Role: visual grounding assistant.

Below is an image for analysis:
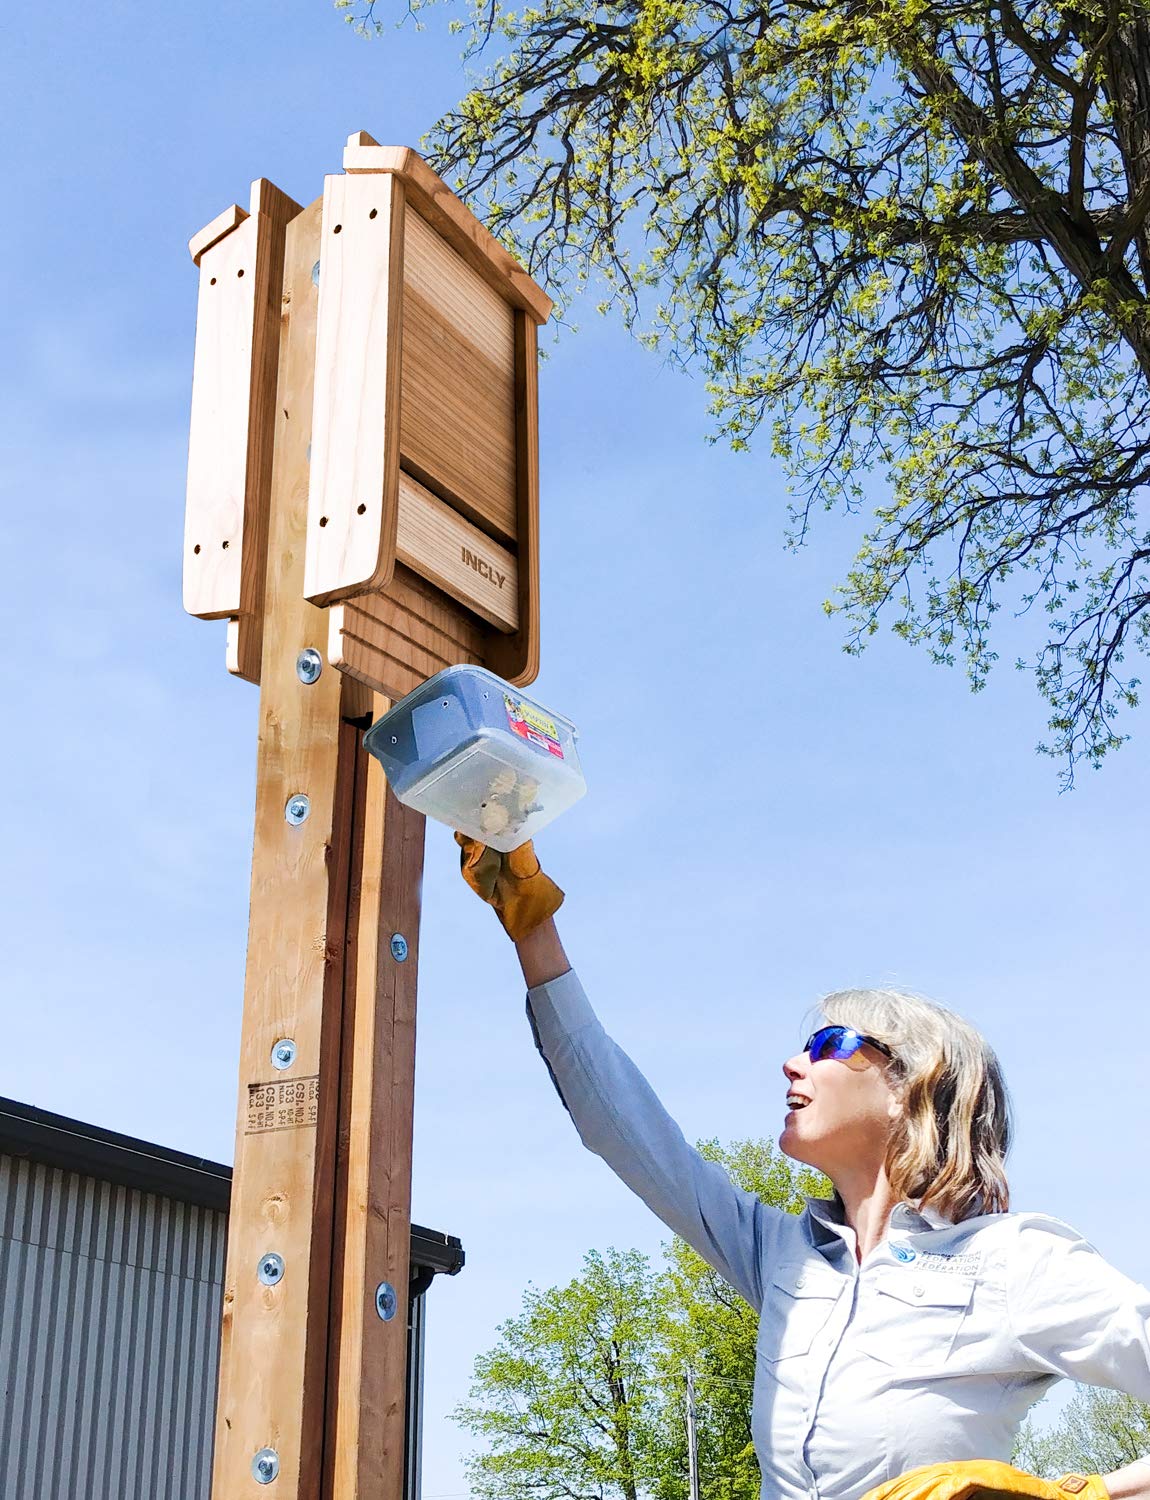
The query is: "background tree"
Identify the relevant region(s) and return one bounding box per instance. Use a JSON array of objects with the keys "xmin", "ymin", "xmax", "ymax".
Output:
[
  {"xmin": 1014, "ymin": 1387, "xmax": 1150, "ymax": 1475},
  {"xmin": 347, "ymin": 0, "xmax": 1150, "ymax": 778},
  {"xmin": 653, "ymin": 1139, "xmax": 827, "ymax": 1500},
  {"xmin": 454, "ymin": 1246, "xmax": 669, "ymax": 1500},
  {"xmin": 455, "ymin": 1141, "xmax": 827, "ymax": 1500}
]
